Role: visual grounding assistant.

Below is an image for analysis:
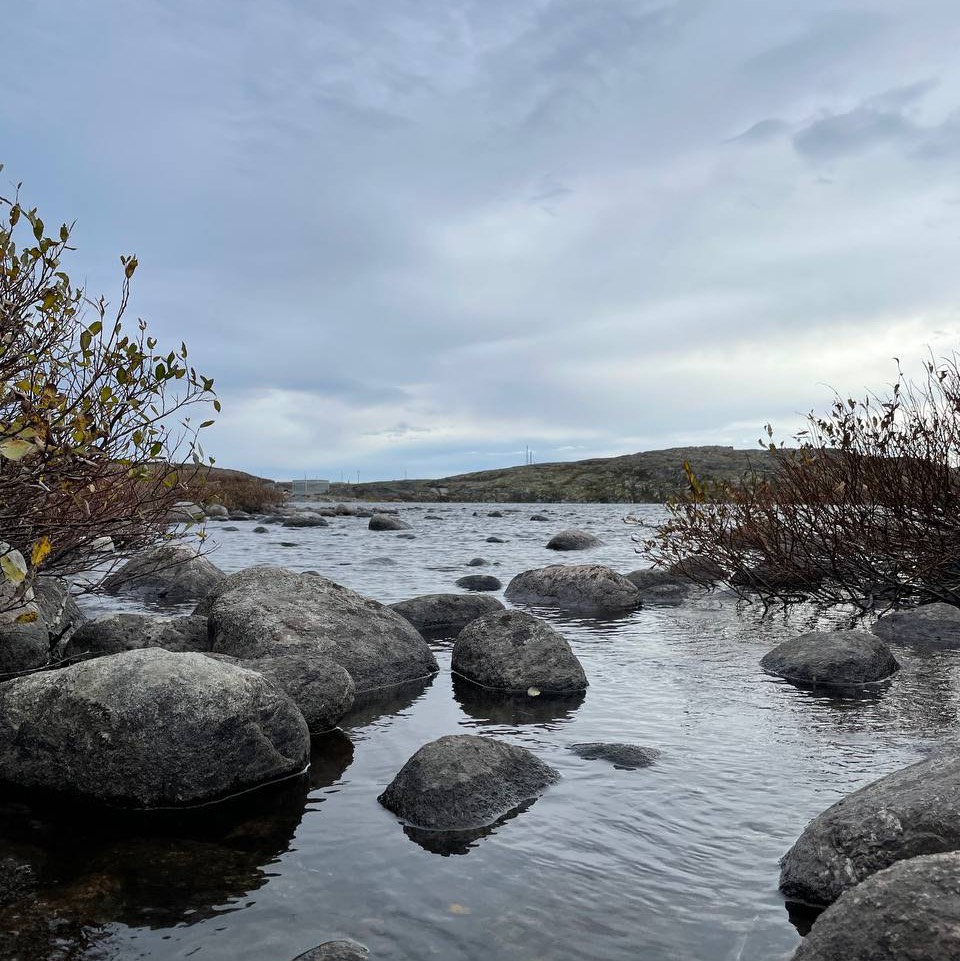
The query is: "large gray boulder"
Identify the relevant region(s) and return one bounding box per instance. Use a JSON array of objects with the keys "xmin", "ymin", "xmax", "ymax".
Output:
[
  {"xmin": 208, "ymin": 567, "xmax": 438, "ymax": 695},
  {"xmin": 780, "ymin": 747, "xmax": 960, "ymax": 906},
  {"xmin": 873, "ymin": 603, "xmax": 960, "ymax": 648},
  {"xmin": 390, "ymin": 593, "xmax": 504, "ymax": 637},
  {"xmin": 210, "ymin": 652, "xmax": 355, "ymax": 733},
  {"xmin": 64, "ymin": 613, "xmax": 210, "ymax": 661},
  {"xmin": 103, "ymin": 545, "xmax": 225, "ymax": 604},
  {"xmin": 0, "ymin": 649, "xmax": 310, "ymax": 808},
  {"xmin": 368, "ymin": 514, "xmax": 410, "ymax": 531},
  {"xmin": 452, "ymin": 610, "xmax": 588, "ymax": 694},
  {"xmin": 505, "ymin": 564, "xmax": 640, "ymax": 614},
  {"xmin": 204, "ymin": 503, "xmax": 229, "ymax": 519},
  {"xmin": 761, "ymin": 631, "xmax": 899, "ymax": 688},
  {"xmin": 546, "ymin": 529, "xmax": 602, "ymax": 551},
  {"xmin": 791, "ymin": 852, "xmax": 960, "ymax": 961},
  {"xmin": 378, "ymin": 734, "xmax": 559, "ymax": 830},
  {"xmin": 282, "ymin": 515, "xmax": 329, "ymax": 528}
]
